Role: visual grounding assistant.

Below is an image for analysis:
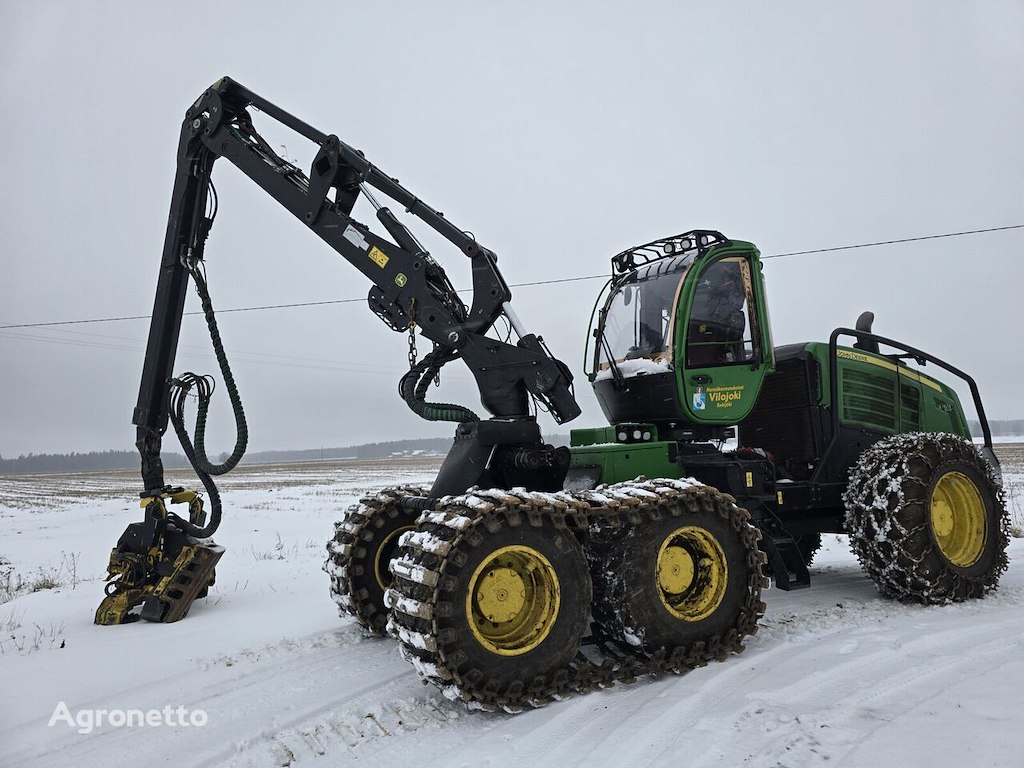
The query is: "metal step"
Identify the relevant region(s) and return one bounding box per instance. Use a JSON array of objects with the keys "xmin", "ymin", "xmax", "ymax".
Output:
[{"xmin": 766, "ymin": 535, "xmax": 811, "ymax": 590}]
